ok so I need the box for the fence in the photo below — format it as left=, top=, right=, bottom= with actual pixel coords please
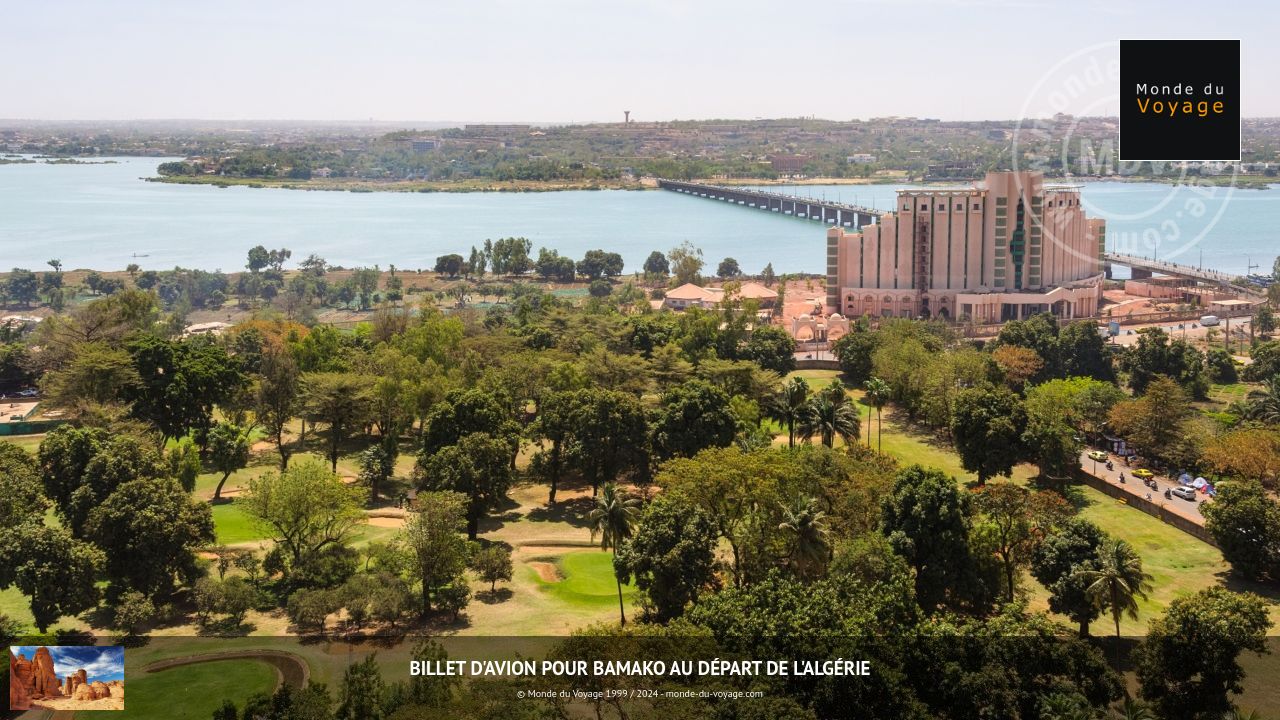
left=1076, top=471, right=1218, bottom=547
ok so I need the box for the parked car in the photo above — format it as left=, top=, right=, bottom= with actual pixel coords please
left=1087, top=450, right=1108, bottom=462
left=1172, top=486, right=1198, bottom=501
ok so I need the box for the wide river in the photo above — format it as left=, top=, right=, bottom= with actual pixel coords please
left=1, top=157, right=1276, bottom=277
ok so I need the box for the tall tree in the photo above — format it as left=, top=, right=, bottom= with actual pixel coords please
left=206, top=422, right=251, bottom=501
left=950, top=384, right=1026, bottom=484
left=300, top=372, right=373, bottom=471
left=255, top=340, right=300, bottom=469
left=864, top=376, right=891, bottom=452
left=125, top=335, right=247, bottom=446
left=667, top=241, right=705, bottom=286
left=243, top=459, right=367, bottom=573
left=777, top=495, right=831, bottom=581
left=417, top=432, right=513, bottom=540
left=652, top=380, right=737, bottom=460
left=85, top=477, right=215, bottom=599
left=1200, top=480, right=1280, bottom=582
left=880, top=465, right=979, bottom=613
left=402, top=491, right=470, bottom=614
left=799, top=392, right=860, bottom=448
left=1082, top=538, right=1153, bottom=662
left=1031, top=518, right=1107, bottom=637
left=1136, top=588, right=1272, bottom=720
left=0, top=524, right=105, bottom=632
left=974, top=483, right=1068, bottom=602
left=614, top=495, right=718, bottom=622
left=766, top=376, right=812, bottom=448
left=587, top=482, right=640, bottom=625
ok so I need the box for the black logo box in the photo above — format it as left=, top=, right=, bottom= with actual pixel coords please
left=1119, top=39, right=1240, bottom=162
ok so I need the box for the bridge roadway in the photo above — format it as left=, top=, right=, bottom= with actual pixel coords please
left=1104, top=252, right=1244, bottom=285
left=656, top=179, right=881, bottom=229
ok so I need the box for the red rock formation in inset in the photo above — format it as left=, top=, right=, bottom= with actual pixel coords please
left=30, top=646, right=63, bottom=698
left=9, top=650, right=32, bottom=711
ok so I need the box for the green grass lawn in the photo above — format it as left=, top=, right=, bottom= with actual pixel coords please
left=528, top=551, right=636, bottom=608
left=211, top=501, right=273, bottom=546
left=119, top=659, right=278, bottom=719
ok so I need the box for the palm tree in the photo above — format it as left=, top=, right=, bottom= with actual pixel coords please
left=767, top=376, right=812, bottom=448
left=587, top=483, right=640, bottom=625
left=864, top=377, right=891, bottom=453
left=1082, top=538, right=1153, bottom=666
left=1114, top=696, right=1155, bottom=720
left=799, top=395, right=860, bottom=448
left=777, top=495, right=831, bottom=581
left=1244, top=375, right=1280, bottom=424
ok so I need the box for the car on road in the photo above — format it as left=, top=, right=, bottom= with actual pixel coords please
left=1132, top=469, right=1155, bottom=479
left=1171, top=486, right=1198, bottom=501
left=1087, top=450, right=1108, bottom=462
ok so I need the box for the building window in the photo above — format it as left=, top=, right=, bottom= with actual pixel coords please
left=973, top=202, right=981, bottom=210
left=920, top=204, right=928, bottom=211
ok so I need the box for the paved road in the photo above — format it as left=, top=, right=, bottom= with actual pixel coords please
left=1078, top=450, right=1209, bottom=527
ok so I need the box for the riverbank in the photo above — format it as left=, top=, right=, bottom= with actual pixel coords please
left=146, top=175, right=651, bottom=193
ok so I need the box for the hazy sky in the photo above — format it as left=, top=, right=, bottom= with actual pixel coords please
left=3, top=0, right=1275, bottom=122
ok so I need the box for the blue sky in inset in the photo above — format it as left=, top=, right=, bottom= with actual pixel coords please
left=10, top=646, right=125, bottom=684
left=0, top=0, right=1275, bottom=121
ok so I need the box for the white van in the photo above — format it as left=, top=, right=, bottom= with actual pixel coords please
left=1200, top=315, right=1220, bottom=327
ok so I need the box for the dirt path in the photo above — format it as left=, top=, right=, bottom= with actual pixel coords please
left=142, top=650, right=309, bottom=691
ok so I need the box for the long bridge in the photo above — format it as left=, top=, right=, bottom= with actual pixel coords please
left=657, top=179, right=882, bottom=229
left=1104, top=252, right=1245, bottom=286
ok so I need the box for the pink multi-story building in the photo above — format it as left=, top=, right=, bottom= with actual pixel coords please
left=826, top=171, right=1105, bottom=323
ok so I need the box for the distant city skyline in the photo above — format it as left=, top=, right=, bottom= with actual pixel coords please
left=4, top=0, right=1276, bottom=122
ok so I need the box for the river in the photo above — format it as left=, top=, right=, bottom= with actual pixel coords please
left=1, top=157, right=1275, bottom=277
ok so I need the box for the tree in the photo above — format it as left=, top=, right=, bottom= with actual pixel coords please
left=864, top=377, right=891, bottom=452
left=1120, top=327, right=1208, bottom=398
left=243, top=459, right=367, bottom=574
left=761, top=262, right=777, bottom=287
left=667, top=241, right=705, bottom=286
left=950, top=384, right=1026, bottom=484
left=1136, top=588, right=1272, bottom=720
left=1106, top=375, right=1194, bottom=467
left=0, top=524, right=105, bottom=632
left=1243, top=375, right=1280, bottom=425
left=418, top=432, right=513, bottom=540
left=337, top=653, right=386, bottom=720
left=577, top=249, right=624, bottom=280
left=588, top=279, right=612, bottom=298
left=880, top=465, right=978, bottom=613
left=112, top=590, right=155, bottom=639
left=256, top=341, right=300, bottom=469
left=588, top=483, right=640, bottom=624
left=206, top=422, right=251, bottom=501
left=39, top=343, right=140, bottom=408
left=652, top=380, right=737, bottom=459
left=992, top=345, right=1044, bottom=391
left=777, top=495, right=831, bottom=581
left=403, top=491, right=470, bottom=614
left=614, top=495, right=717, bottom=621
left=6, top=268, right=39, bottom=307
left=247, top=245, right=271, bottom=273
left=1201, top=480, right=1280, bottom=582
left=38, top=428, right=168, bottom=537
left=434, top=254, right=465, bottom=278
left=1253, top=304, right=1276, bottom=335
left=358, top=443, right=395, bottom=507
left=0, top=443, right=47, bottom=529
left=642, top=250, right=669, bottom=279
left=1059, top=319, right=1115, bottom=381
left=974, top=483, right=1068, bottom=602
left=799, top=391, right=860, bottom=448
left=420, top=388, right=517, bottom=459
left=1081, top=538, right=1152, bottom=660
left=717, top=257, right=742, bottom=278
left=85, top=477, right=214, bottom=599
left=1031, top=518, right=1107, bottom=637
left=125, top=335, right=247, bottom=446
left=742, top=325, right=796, bottom=373
left=301, top=372, right=373, bottom=471
left=470, top=545, right=513, bottom=592
left=833, top=328, right=879, bottom=384
left=766, top=376, right=811, bottom=448
left=994, top=312, right=1061, bottom=382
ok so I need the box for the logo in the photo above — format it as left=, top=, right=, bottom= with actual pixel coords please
left=1120, top=39, right=1241, bottom=161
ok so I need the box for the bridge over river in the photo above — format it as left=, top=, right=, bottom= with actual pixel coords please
left=1104, top=252, right=1246, bottom=286
left=657, top=179, right=882, bottom=229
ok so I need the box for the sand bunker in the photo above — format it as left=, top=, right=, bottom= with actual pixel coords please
left=527, top=561, right=562, bottom=583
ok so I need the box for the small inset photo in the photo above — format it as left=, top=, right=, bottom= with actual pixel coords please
left=9, top=645, right=125, bottom=712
